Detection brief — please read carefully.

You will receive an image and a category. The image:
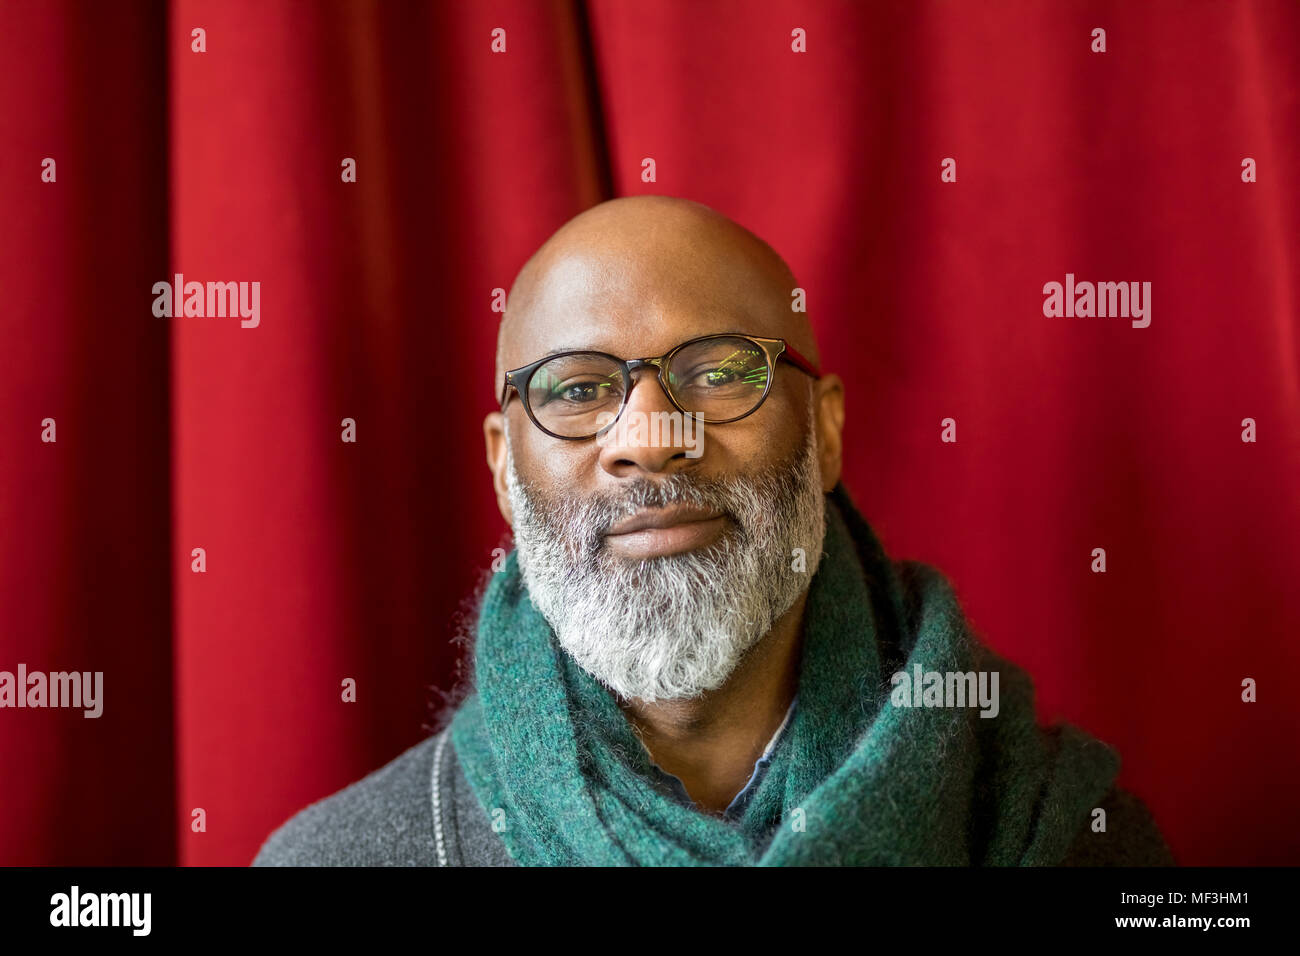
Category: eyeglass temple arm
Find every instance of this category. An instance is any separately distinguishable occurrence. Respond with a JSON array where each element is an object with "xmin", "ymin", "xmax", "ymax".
[
  {"xmin": 780, "ymin": 343, "xmax": 823, "ymax": 379},
  {"xmin": 499, "ymin": 375, "xmax": 519, "ymax": 410}
]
